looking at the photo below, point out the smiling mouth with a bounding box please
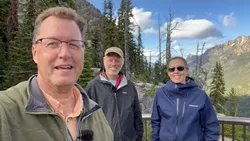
[55,66,73,70]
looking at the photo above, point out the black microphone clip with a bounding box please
[77,129,94,141]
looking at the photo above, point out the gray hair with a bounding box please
[33,6,85,42]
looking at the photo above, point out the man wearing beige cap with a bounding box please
[86,47,143,141]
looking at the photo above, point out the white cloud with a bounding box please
[131,7,154,29]
[173,45,182,51]
[143,18,223,40]
[171,18,223,40]
[143,49,159,57]
[143,27,158,34]
[172,40,178,46]
[143,49,159,63]
[172,41,184,56]
[160,17,183,32]
[172,40,182,51]
[205,44,215,50]
[202,37,217,42]
[222,12,236,27]
[130,7,154,35]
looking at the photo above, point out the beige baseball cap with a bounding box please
[104,47,124,58]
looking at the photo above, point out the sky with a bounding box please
[87,0,250,62]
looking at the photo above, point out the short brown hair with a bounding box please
[168,56,189,68]
[33,6,85,42]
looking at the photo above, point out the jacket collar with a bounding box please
[162,77,198,98]
[25,75,96,113]
[99,72,128,89]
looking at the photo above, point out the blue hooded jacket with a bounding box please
[151,78,219,141]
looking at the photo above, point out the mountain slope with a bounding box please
[187,36,250,94]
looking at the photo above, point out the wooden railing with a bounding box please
[142,114,250,141]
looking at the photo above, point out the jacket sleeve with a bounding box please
[132,85,144,141]
[201,94,220,141]
[151,89,161,141]
[0,102,11,141]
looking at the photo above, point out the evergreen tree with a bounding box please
[209,62,226,113]
[87,26,102,68]
[78,23,95,88]
[226,88,240,116]
[0,38,7,90]
[4,0,77,88]
[134,26,147,80]
[0,0,11,90]
[5,0,38,88]
[103,0,118,49]
[117,0,137,75]
[77,50,94,88]
[153,60,161,84]
[7,0,18,42]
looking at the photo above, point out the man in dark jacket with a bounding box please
[86,47,144,141]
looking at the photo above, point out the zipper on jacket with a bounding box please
[176,97,179,139]
[54,116,73,141]
[181,102,186,123]
[114,91,122,141]
[77,105,100,141]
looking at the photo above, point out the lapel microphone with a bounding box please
[77,129,94,141]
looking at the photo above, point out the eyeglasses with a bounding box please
[168,66,186,72]
[34,38,85,53]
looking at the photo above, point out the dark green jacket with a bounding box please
[0,76,113,141]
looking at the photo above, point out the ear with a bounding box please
[103,56,106,62]
[121,58,125,66]
[32,45,38,64]
[167,71,170,77]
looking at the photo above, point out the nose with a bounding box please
[58,43,72,59]
[111,59,118,65]
[173,68,179,72]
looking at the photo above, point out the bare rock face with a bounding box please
[135,82,162,114]
[76,0,102,29]
[17,0,102,29]
[140,94,154,114]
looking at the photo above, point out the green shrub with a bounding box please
[221,124,250,141]
[146,85,157,97]
[142,121,250,141]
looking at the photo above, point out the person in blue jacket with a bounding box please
[151,56,219,141]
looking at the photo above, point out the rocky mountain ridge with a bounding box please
[187,36,250,94]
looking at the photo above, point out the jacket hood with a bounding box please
[162,77,198,97]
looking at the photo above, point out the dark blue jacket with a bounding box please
[151,79,219,141]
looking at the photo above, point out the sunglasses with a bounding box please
[168,66,185,72]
